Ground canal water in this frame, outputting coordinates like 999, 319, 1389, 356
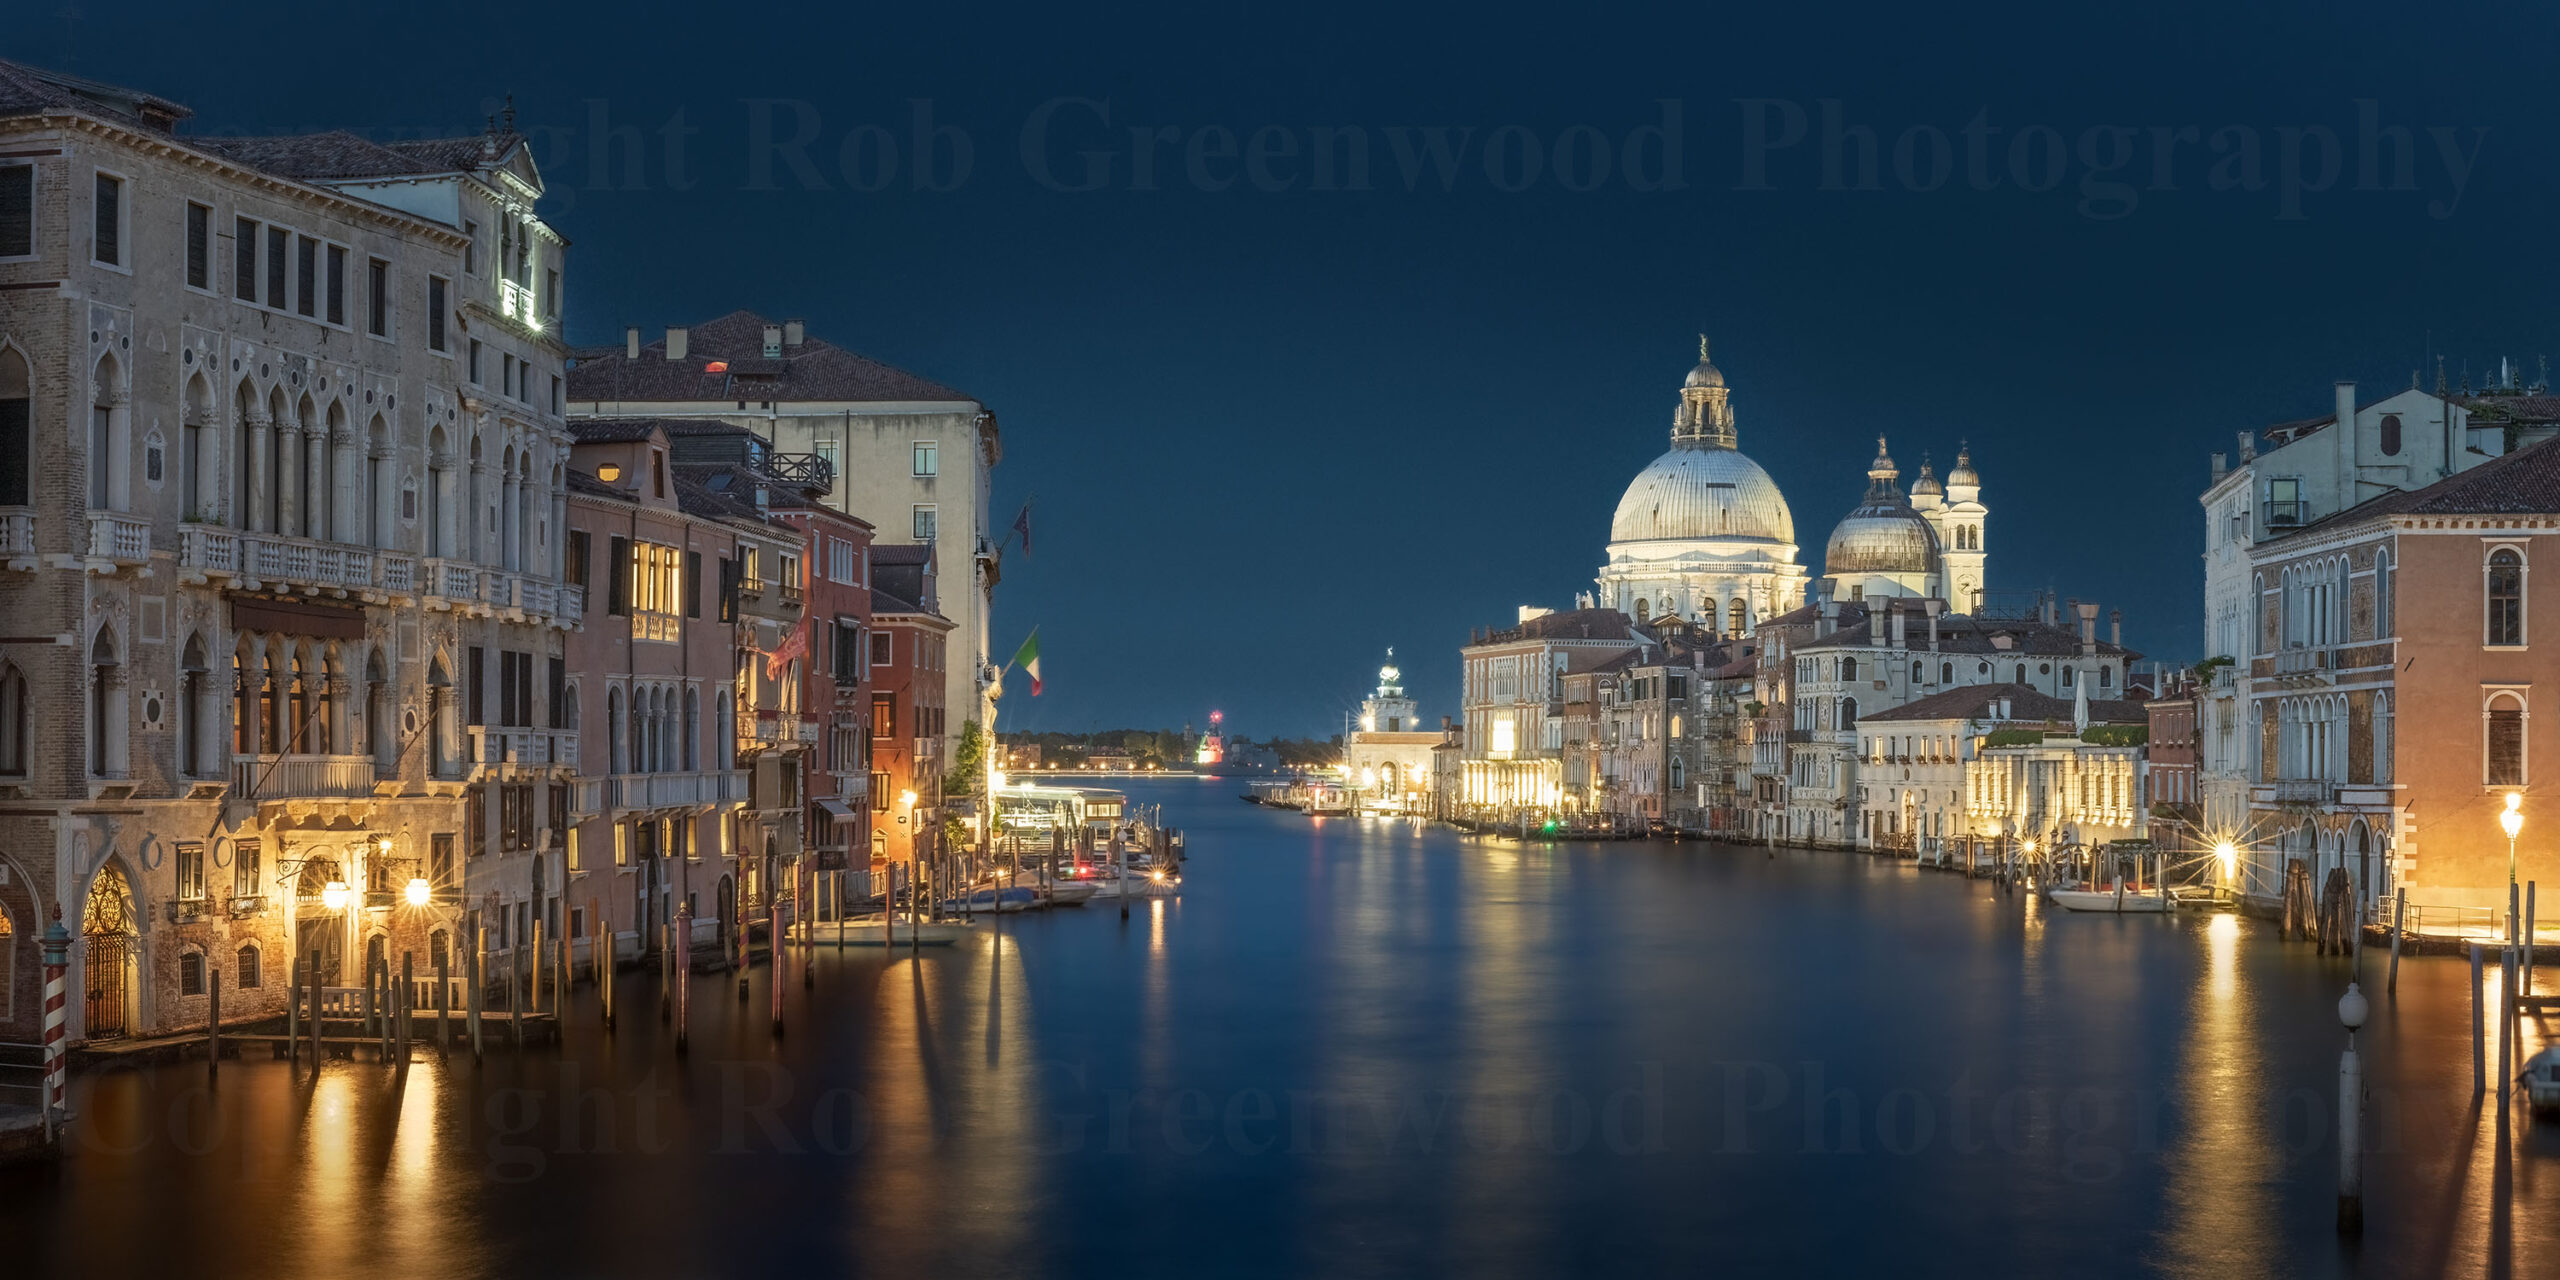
6, 776, 2555, 1278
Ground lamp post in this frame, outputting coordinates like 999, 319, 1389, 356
2338, 981, 2367, 1234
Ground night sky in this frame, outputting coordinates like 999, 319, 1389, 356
29, 2, 2560, 736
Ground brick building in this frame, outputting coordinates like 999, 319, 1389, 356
867, 543, 951, 875
771, 492, 874, 910
0, 61, 575, 1044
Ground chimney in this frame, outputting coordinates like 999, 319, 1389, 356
762, 324, 784, 358
625, 326, 640, 360
783, 318, 805, 348
1890, 605, 1907, 650
2335, 379, 2358, 496
1925, 597, 1942, 652
665, 327, 689, 361
2237, 429, 2257, 463
2076, 601, 2099, 655
2211, 451, 2227, 483
2109, 608, 2122, 649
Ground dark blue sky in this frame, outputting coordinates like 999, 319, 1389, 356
36, 2, 2560, 736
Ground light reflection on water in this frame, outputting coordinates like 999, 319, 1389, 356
8, 779, 2560, 1278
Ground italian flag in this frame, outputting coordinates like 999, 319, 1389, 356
1011, 630, 1043, 696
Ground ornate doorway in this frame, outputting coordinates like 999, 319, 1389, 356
83, 864, 137, 1039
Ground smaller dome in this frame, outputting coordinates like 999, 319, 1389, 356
1910, 458, 1943, 498
1827, 508, 1941, 576
1947, 445, 1979, 488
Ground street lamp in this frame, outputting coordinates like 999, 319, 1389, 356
321, 880, 350, 912
2501, 791, 2524, 888
404, 877, 432, 907
2215, 840, 2238, 894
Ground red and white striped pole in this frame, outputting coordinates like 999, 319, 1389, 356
40, 905, 72, 1141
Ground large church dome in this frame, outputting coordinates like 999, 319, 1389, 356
1610, 447, 1794, 544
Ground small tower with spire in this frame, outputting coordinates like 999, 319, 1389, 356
1936, 443, 1988, 613
1671, 335, 1738, 448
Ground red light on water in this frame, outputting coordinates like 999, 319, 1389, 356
705, 360, 730, 373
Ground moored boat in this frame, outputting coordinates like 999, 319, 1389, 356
2048, 884, 2173, 913
794, 916, 972, 946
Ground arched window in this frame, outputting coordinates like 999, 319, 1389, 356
2379, 413, 2402, 457
2099, 664, 2113, 688
179, 635, 210, 777
715, 688, 734, 770
366, 414, 390, 549
1728, 599, 1748, 635
608, 687, 627, 775
1912, 660, 1924, 682
0, 346, 28, 506
683, 688, 700, 771
1670, 757, 1685, 790
1841, 657, 1858, 681
1839, 696, 1858, 729
2014, 664, 2027, 685
365, 649, 389, 766
90, 628, 123, 776
2487, 691, 2527, 786
91, 354, 124, 511
1635, 598, 1649, 621
427, 655, 452, 775
236, 944, 261, 989
2488, 548, 2524, 646
427, 426, 452, 558
180, 950, 205, 996
1942, 661, 1955, 684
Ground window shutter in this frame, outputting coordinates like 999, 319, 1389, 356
687, 550, 703, 618
549, 657, 566, 729
607, 536, 630, 615
718, 557, 740, 622
467, 646, 486, 726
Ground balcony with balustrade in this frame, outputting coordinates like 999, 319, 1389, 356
0, 509, 33, 568
466, 725, 580, 773
179, 523, 425, 600
231, 753, 380, 804
605, 769, 748, 812
85, 510, 150, 569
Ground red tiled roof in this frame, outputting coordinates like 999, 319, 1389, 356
2284, 434, 2560, 539
1861, 682, 2146, 725
568, 310, 976, 406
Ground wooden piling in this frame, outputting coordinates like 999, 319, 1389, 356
360, 952, 375, 1046
2472, 941, 2486, 1096
675, 904, 691, 1055
400, 952, 413, 1064
659, 920, 673, 1023
510, 936, 525, 1050
206, 968, 221, 1076
308, 948, 323, 1064
593, 897, 612, 1029
2498, 946, 2514, 1110
378, 956, 392, 1059
2527, 882, 2538, 996
287, 953, 299, 1067
2388, 889, 2405, 995
436, 945, 451, 1051
771, 901, 785, 1036
532, 918, 545, 1017
468, 925, 484, 1061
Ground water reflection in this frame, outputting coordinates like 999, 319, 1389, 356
12, 783, 2560, 1279
2156, 913, 2274, 1277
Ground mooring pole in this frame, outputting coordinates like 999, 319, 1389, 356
2388, 889, 2405, 996
2338, 984, 2367, 1235
2472, 941, 2487, 1097
205, 968, 221, 1077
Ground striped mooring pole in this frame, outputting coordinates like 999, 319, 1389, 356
41, 906, 72, 1141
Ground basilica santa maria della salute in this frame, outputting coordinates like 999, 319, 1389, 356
1596, 339, 1989, 623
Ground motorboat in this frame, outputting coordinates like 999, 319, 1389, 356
795, 916, 971, 946
942, 886, 1042, 915
1084, 865, 1179, 899
2525, 1046, 2560, 1113
2048, 883, 2173, 914
1045, 878, 1099, 906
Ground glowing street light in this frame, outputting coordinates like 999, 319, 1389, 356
2501, 790, 2525, 892
2215, 839, 2238, 889
899, 789, 918, 807
321, 880, 350, 912
404, 877, 432, 907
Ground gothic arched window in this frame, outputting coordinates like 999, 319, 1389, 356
2488, 548, 2525, 646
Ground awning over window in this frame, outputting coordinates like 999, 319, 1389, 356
816, 798, 859, 820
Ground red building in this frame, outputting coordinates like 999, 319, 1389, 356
772, 493, 875, 913
2145, 673, 2200, 846
868, 544, 954, 877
